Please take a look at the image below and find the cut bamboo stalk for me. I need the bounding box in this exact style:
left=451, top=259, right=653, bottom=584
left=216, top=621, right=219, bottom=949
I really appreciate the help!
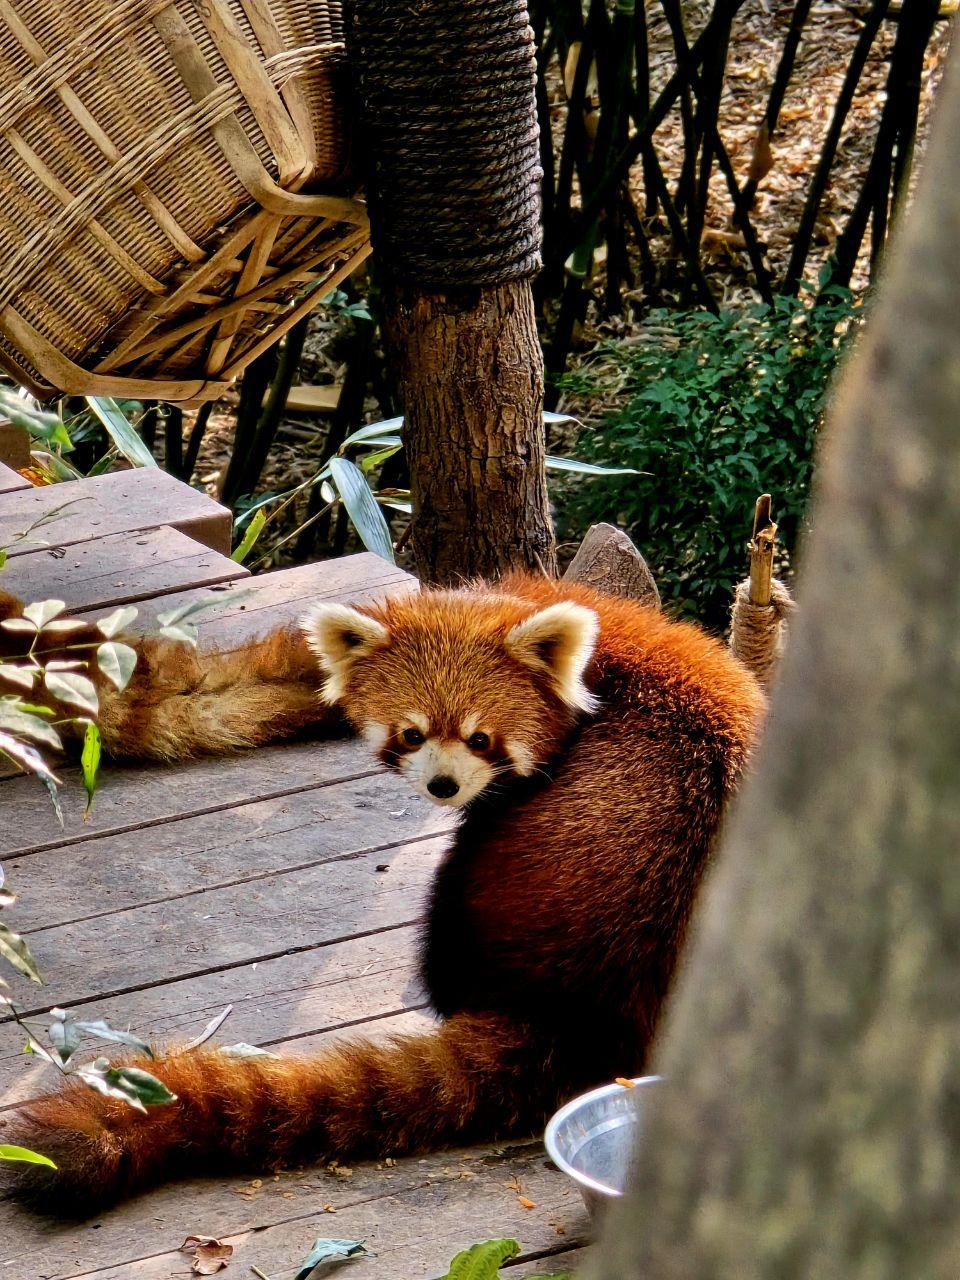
left=748, top=493, right=777, bottom=606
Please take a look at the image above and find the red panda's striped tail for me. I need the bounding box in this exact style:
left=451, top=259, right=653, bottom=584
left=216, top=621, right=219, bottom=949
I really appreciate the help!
left=96, top=626, right=339, bottom=761
left=4, top=1014, right=568, bottom=1215
left=0, top=587, right=338, bottom=761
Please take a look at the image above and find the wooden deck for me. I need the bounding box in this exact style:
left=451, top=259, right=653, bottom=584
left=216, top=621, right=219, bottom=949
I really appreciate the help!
left=0, top=466, right=590, bottom=1280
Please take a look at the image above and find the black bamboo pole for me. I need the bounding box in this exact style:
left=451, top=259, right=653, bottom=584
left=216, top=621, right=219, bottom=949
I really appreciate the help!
left=782, top=0, right=891, bottom=293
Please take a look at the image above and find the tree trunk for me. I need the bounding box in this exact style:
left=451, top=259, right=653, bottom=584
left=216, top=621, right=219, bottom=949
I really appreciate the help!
left=593, top=41, right=960, bottom=1280
left=385, top=281, right=556, bottom=585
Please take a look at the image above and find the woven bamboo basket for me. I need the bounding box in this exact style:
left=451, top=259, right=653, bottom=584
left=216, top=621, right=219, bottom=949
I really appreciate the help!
left=0, top=0, right=370, bottom=404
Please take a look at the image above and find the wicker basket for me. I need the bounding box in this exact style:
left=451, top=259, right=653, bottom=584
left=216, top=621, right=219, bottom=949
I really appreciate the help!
left=0, top=0, right=370, bottom=403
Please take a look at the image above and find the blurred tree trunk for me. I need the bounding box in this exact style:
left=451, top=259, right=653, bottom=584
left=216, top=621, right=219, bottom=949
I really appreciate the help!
left=385, top=282, right=556, bottom=585
left=593, top=42, right=960, bottom=1280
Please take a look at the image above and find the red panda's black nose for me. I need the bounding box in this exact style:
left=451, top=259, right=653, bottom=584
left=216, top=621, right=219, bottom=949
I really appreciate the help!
left=427, top=775, right=460, bottom=799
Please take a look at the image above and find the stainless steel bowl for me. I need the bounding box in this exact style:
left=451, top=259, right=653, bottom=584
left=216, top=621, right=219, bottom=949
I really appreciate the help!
left=544, top=1076, right=662, bottom=1217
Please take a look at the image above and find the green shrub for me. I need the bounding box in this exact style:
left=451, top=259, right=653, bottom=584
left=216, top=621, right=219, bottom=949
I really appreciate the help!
left=556, top=291, right=861, bottom=631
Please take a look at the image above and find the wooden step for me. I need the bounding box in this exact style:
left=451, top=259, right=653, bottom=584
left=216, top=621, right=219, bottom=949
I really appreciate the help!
left=0, top=460, right=29, bottom=493
left=111, top=552, right=417, bottom=646
left=0, top=467, right=232, bottom=557
left=0, top=524, right=245, bottom=614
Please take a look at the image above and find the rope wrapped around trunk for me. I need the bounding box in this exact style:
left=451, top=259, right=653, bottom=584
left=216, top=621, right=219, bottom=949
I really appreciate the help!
left=729, top=577, right=795, bottom=690
left=345, top=0, right=543, bottom=286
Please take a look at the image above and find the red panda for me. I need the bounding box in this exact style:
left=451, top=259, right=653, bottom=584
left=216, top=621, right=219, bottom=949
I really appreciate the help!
left=0, top=588, right=336, bottom=759
left=3, top=574, right=765, bottom=1214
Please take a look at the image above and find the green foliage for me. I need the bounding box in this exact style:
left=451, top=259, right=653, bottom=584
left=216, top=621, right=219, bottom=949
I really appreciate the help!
left=557, top=293, right=860, bottom=630
left=437, top=1238, right=572, bottom=1280
left=231, top=506, right=266, bottom=563
left=0, top=1144, right=56, bottom=1169
left=439, top=1239, right=521, bottom=1280
left=0, top=383, right=159, bottom=478
left=236, top=412, right=635, bottom=566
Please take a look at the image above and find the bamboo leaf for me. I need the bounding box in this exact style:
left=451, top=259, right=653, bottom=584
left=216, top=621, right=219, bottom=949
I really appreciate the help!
left=328, top=457, right=395, bottom=563
left=0, top=1145, right=56, bottom=1168
left=71, top=1019, right=154, bottom=1058
left=543, top=410, right=584, bottom=426
left=156, top=589, right=254, bottom=629
left=231, top=508, right=266, bottom=564
left=544, top=456, right=643, bottom=476
left=0, top=730, right=60, bottom=786
left=180, top=1005, right=233, bottom=1052
left=75, top=1062, right=173, bottom=1111
left=85, top=397, right=157, bottom=469
left=48, top=1008, right=82, bottom=1065
left=359, top=445, right=402, bottom=475
left=158, top=622, right=198, bottom=646
left=338, top=417, right=403, bottom=449
left=0, top=919, right=42, bottom=983
left=81, top=722, right=101, bottom=818
left=295, top=1239, right=369, bottom=1280
left=220, top=1042, right=279, bottom=1059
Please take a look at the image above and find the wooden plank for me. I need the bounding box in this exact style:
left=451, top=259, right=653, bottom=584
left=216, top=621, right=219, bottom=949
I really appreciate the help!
left=3, top=834, right=448, bottom=1011
left=0, top=525, right=244, bottom=614
left=0, top=1010, right=430, bottom=1277
left=0, top=1125, right=588, bottom=1280
left=0, top=925, right=428, bottom=1108
left=0, top=738, right=382, bottom=858
left=0, top=419, right=30, bottom=468
left=111, top=554, right=418, bottom=647
left=0, top=461, right=28, bottom=493
left=5, top=770, right=449, bottom=934
left=0, top=469, right=233, bottom=558
left=54, top=1147, right=586, bottom=1280
left=284, top=382, right=342, bottom=413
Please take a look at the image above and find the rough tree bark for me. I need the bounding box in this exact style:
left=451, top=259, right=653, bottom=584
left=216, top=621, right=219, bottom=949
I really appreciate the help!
left=593, top=40, right=960, bottom=1280
left=385, top=282, right=556, bottom=584
left=347, top=0, right=552, bottom=586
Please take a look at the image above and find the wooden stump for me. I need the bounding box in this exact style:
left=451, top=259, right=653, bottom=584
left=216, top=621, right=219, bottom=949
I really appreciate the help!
left=563, top=523, right=661, bottom=607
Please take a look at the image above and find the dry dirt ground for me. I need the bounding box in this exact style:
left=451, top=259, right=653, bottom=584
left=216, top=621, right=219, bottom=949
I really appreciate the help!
left=187, top=1, right=954, bottom=566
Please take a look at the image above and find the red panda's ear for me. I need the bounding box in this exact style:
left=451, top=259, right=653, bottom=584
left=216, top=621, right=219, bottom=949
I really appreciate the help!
left=300, top=603, right=389, bottom=703
left=505, top=602, right=600, bottom=713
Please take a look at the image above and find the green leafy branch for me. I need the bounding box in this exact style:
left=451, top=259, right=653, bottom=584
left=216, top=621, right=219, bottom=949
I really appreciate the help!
left=233, top=411, right=640, bottom=569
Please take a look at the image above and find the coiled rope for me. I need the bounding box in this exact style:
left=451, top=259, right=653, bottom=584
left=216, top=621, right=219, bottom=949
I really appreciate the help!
left=346, top=0, right=543, bottom=286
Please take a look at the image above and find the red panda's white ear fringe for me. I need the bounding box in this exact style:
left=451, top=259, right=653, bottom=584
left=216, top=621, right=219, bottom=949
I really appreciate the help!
left=300, top=603, right=389, bottom=703
left=505, top=602, right=600, bottom=714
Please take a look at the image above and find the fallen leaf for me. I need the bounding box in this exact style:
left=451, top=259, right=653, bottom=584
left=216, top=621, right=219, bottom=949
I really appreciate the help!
left=294, top=1238, right=368, bottom=1280
left=179, top=1236, right=234, bottom=1275
left=518, top=1196, right=537, bottom=1210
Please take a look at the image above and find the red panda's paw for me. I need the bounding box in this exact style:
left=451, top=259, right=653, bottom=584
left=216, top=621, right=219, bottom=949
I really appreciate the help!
left=0, top=1084, right=148, bottom=1216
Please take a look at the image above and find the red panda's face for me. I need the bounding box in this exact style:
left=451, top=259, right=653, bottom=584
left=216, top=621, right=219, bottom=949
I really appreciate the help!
left=301, top=591, right=600, bottom=808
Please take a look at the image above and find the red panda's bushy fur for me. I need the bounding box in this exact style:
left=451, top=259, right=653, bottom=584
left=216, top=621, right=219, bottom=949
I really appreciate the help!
left=3, top=574, right=765, bottom=1214
left=0, top=589, right=341, bottom=760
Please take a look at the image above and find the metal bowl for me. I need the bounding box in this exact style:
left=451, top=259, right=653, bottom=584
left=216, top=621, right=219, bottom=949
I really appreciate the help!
left=544, top=1075, right=662, bottom=1217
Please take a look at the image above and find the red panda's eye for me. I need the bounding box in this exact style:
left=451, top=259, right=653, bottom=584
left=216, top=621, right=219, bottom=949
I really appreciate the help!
left=467, top=731, right=490, bottom=752
left=402, top=727, right=425, bottom=747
